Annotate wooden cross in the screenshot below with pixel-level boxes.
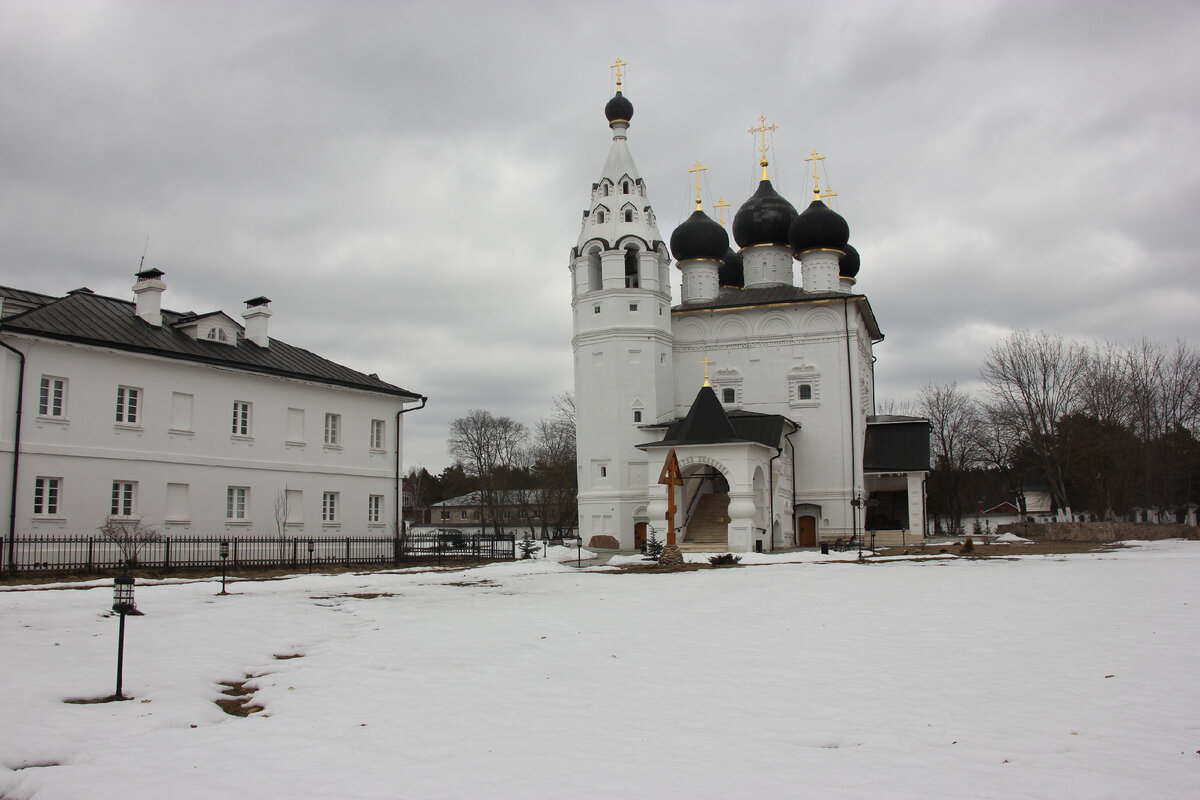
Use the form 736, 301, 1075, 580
658, 449, 683, 546
805, 150, 826, 200
688, 161, 707, 210
748, 115, 778, 180
611, 58, 627, 90
713, 197, 731, 227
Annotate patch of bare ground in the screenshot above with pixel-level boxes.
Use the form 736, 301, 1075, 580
216, 677, 265, 717
273, 653, 304, 660
0, 561, 499, 587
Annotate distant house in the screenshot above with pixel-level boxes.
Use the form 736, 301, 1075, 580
421, 490, 576, 539
0, 270, 424, 550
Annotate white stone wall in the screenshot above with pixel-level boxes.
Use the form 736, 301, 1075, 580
0, 338, 410, 538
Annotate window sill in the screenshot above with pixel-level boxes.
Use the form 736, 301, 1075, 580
36, 416, 69, 426
285, 440, 307, 448
231, 435, 254, 444
367, 522, 385, 528
168, 428, 195, 437
114, 423, 144, 433
369, 448, 387, 455
164, 519, 191, 525
323, 444, 343, 452
31, 515, 65, 523
224, 520, 251, 526
321, 522, 341, 528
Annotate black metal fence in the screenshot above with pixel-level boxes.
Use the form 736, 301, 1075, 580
1, 532, 516, 575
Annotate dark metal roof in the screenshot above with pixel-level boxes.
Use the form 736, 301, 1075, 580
0, 286, 57, 318
0, 289, 420, 398
672, 286, 883, 341
864, 416, 930, 472
638, 386, 791, 450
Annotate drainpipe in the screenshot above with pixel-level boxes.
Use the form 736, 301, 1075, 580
785, 428, 800, 545
0, 336, 25, 573
394, 396, 428, 535
767, 441, 783, 553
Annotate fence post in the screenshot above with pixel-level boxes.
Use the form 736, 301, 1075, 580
233, 538, 239, 568
293, 537, 298, 568
164, 538, 171, 570
87, 536, 94, 571
393, 533, 399, 567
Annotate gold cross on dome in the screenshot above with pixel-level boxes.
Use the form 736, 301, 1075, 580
611, 58, 627, 89
748, 115, 778, 180
701, 356, 714, 387
805, 150, 826, 200
688, 161, 707, 210
819, 185, 838, 206
713, 197, 731, 227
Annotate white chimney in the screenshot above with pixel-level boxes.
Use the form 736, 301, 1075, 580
242, 296, 272, 347
132, 268, 166, 326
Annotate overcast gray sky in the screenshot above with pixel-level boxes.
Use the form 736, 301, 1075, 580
3, 0, 1198, 471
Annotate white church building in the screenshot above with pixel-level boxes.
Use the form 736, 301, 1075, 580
0, 272, 423, 554
571, 82, 929, 553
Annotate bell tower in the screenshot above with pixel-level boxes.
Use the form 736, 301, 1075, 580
570, 62, 673, 549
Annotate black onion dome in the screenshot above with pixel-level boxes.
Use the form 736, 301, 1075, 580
670, 209, 729, 262
605, 91, 634, 124
719, 247, 744, 288
732, 180, 798, 248
789, 199, 850, 253
839, 243, 860, 278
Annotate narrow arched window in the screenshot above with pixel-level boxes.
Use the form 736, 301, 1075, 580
624, 209, 633, 222
723, 388, 735, 404
596, 210, 605, 224
622, 181, 630, 194
587, 248, 602, 292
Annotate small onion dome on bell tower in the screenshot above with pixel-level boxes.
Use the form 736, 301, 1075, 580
839, 243, 860, 279
788, 199, 850, 254
605, 91, 633, 125
670, 209, 728, 262
732, 179, 798, 249
719, 248, 744, 288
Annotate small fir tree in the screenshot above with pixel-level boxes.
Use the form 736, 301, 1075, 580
644, 529, 664, 560
518, 533, 538, 559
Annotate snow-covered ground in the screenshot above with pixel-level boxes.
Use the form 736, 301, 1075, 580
2, 541, 1198, 799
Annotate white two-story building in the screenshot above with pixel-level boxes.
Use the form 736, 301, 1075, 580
0, 270, 424, 550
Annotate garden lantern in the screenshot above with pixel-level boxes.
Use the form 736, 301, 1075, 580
308, 539, 315, 573
219, 540, 229, 595
111, 574, 135, 699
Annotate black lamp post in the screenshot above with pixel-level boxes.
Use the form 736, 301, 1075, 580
219, 539, 229, 595
307, 539, 315, 573
112, 574, 136, 700
576, 535, 583, 568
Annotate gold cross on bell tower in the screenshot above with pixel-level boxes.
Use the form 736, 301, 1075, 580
701, 356, 714, 387
748, 115, 779, 181
611, 58, 627, 90
688, 161, 707, 211
805, 150, 826, 201
713, 198, 731, 227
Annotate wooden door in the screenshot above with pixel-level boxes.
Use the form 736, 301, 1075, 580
634, 522, 647, 550
797, 515, 817, 547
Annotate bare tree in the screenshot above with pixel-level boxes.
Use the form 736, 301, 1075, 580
99, 517, 162, 569
274, 488, 290, 537
447, 409, 529, 536
527, 393, 578, 537
979, 330, 1088, 520
917, 381, 982, 534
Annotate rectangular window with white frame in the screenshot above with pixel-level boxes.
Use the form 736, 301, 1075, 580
33, 477, 61, 516
115, 385, 141, 424
38, 376, 67, 418
324, 413, 341, 446
226, 486, 249, 521
368, 494, 383, 524
111, 481, 137, 517
370, 419, 385, 450
232, 401, 252, 436
322, 491, 339, 523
